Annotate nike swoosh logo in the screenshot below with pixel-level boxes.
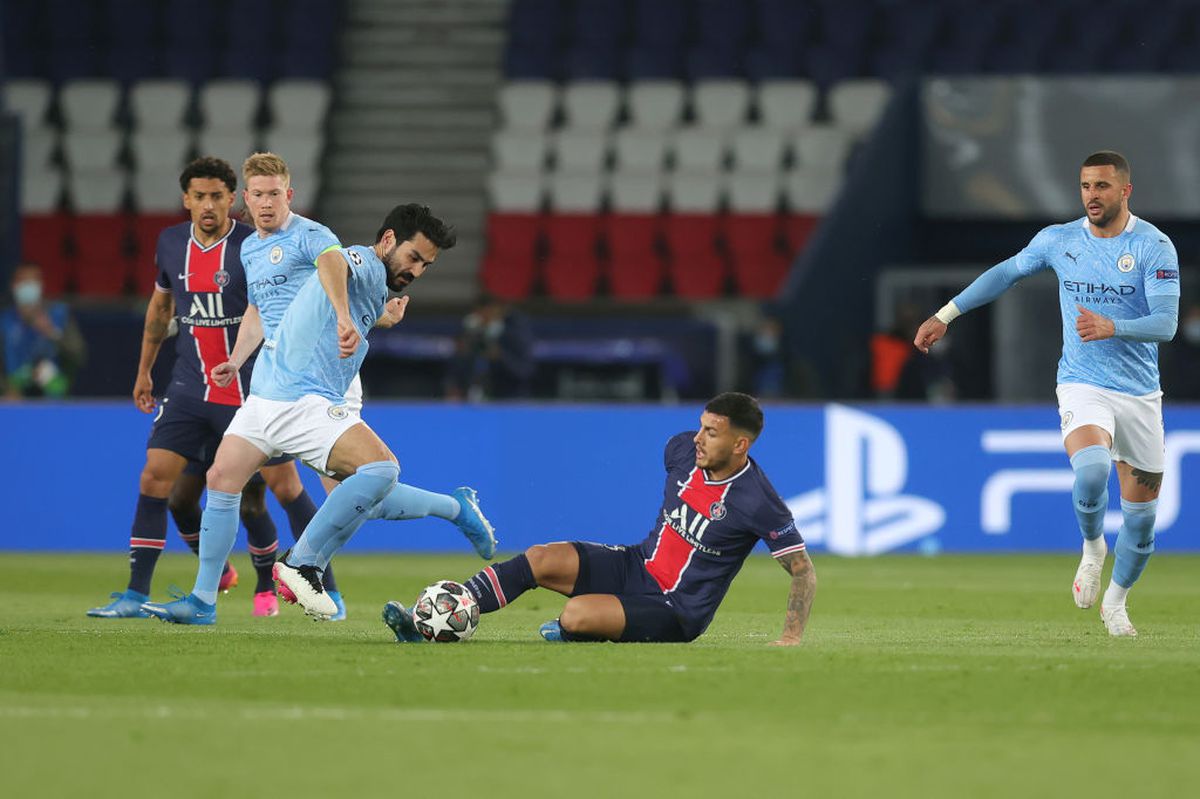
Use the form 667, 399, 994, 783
178, 273, 193, 279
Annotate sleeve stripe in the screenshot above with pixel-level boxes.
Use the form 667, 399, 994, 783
771, 543, 807, 558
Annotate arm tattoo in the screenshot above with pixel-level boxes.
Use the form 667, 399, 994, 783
777, 551, 816, 641
1130, 468, 1162, 492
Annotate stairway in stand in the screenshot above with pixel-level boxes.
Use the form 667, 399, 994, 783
319, 0, 508, 302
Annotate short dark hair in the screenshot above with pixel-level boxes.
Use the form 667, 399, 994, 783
705, 392, 764, 440
179, 157, 237, 194
1082, 150, 1130, 180
375, 203, 457, 250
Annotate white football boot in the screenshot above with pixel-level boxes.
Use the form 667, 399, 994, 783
1100, 604, 1137, 637
1072, 539, 1107, 609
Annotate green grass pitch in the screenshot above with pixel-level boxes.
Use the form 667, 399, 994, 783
2, 552, 1199, 798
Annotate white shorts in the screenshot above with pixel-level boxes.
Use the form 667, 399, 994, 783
1056, 382, 1165, 473
225, 393, 367, 475
345, 373, 364, 415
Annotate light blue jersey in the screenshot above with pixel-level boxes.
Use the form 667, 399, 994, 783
250, 245, 388, 403
1014, 215, 1180, 395
242, 212, 341, 339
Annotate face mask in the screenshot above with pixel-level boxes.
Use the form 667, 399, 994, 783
1184, 320, 1200, 345
14, 280, 42, 307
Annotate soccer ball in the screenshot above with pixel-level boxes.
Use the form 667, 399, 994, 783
411, 580, 480, 642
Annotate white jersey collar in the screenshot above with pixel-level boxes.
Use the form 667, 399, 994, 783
1081, 214, 1138, 235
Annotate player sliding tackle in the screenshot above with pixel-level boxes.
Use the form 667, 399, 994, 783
914, 150, 1179, 637
385, 393, 817, 645
142, 203, 496, 625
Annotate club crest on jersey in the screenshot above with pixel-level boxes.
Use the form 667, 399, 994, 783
269, 246, 284, 265
327, 405, 349, 420
1116, 254, 1135, 273
213, 269, 230, 287
709, 500, 727, 520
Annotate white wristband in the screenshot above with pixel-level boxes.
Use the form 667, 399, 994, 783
934, 301, 962, 325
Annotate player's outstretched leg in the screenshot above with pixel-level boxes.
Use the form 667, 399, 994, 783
1101, 498, 1156, 637
365, 482, 497, 559
276, 460, 399, 619
1070, 445, 1111, 608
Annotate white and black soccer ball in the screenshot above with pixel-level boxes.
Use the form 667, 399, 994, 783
412, 580, 480, 642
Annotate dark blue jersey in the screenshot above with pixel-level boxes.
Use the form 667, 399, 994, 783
637, 431, 805, 638
153, 221, 256, 405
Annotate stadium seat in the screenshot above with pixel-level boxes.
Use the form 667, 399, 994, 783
671, 127, 728, 171
564, 46, 623, 81
262, 130, 323, 174
491, 130, 548, 171
784, 213, 821, 255
129, 80, 192, 132
757, 80, 818, 132
627, 81, 686, 131
631, 0, 690, 48
2, 79, 53, 131
286, 169, 321, 215
686, 46, 745, 80
488, 170, 545, 212
829, 79, 892, 137
624, 47, 685, 81
561, 81, 621, 131
608, 170, 664, 213
267, 80, 331, 131
59, 80, 121, 130
695, 0, 752, 47
543, 214, 602, 300
603, 213, 665, 299
73, 214, 133, 297
63, 130, 123, 171
508, 0, 566, 49
20, 169, 64, 214
481, 212, 542, 300
664, 214, 727, 298
196, 129, 259, 166
133, 168, 187, 213
548, 171, 605, 213
791, 125, 853, 171
131, 213, 186, 293
571, 0, 627, 48
727, 171, 783, 214
68, 169, 127, 214
691, 80, 751, 130
21, 214, 74, 296
131, 130, 193, 171
667, 170, 723, 213
20, 132, 57, 175
784, 168, 841, 213
198, 80, 261, 131
613, 128, 669, 172
497, 82, 558, 131
552, 130, 610, 172
724, 214, 790, 298
731, 128, 787, 171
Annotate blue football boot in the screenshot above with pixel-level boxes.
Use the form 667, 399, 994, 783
382, 601, 426, 643
539, 619, 565, 642
86, 589, 150, 618
141, 588, 216, 625
328, 591, 347, 622
452, 486, 497, 560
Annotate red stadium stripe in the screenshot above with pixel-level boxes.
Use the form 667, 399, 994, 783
130, 537, 166, 550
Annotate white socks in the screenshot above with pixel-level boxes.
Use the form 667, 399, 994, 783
1083, 536, 1107, 561
1103, 581, 1129, 609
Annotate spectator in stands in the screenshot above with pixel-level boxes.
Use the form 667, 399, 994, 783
1, 263, 86, 398
446, 293, 534, 401
870, 303, 956, 402
1161, 301, 1200, 400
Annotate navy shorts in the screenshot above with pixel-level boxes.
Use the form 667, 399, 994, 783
570, 542, 692, 643
149, 394, 290, 470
